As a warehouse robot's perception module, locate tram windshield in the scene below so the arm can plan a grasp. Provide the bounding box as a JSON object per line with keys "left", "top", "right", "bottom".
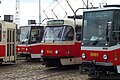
{"left": 82, "top": 10, "right": 113, "bottom": 46}
{"left": 43, "top": 26, "right": 74, "bottom": 42}
{"left": 19, "top": 26, "right": 31, "bottom": 44}
{"left": 19, "top": 26, "right": 44, "bottom": 44}
{"left": 29, "top": 27, "right": 44, "bottom": 43}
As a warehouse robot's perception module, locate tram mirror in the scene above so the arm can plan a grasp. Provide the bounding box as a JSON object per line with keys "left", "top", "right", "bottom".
{"left": 16, "top": 29, "right": 21, "bottom": 41}
{"left": 17, "top": 29, "right": 21, "bottom": 35}
{"left": 75, "top": 25, "right": 81, "bottom": 41}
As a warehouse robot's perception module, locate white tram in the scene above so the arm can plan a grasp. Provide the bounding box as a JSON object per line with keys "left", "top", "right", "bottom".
{"left": 0, "top": 20, "right": 16, "bottom": 64}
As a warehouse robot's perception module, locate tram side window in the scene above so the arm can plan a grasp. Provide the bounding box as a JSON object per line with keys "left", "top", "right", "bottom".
{"left": 0, "top": 23, "right": 2, "bottom": 41}
{"left": 75, "top": 25, "right": 81, "bottom": 41}
{"left": 112, "top": 10, "right": 120, "bottom": 44}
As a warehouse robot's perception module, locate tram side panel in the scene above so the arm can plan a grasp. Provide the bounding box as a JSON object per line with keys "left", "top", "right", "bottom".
{"left": 41, "top": 42, "right": 81, "bottom": 57}
{"left": 41, "top": 42, "right": 81, "bottom": 66}
{"left": 30, "top": 43, "right": 42, "bottom": 59}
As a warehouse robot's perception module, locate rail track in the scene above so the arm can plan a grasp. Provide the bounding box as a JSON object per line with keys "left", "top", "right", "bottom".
{"left": 0, "top": 60, "right": 88, "bottom": 80}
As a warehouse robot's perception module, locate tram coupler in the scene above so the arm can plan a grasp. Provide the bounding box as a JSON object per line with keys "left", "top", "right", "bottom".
{"left": 79, "top": 61, "right": 96, "bottom": 75}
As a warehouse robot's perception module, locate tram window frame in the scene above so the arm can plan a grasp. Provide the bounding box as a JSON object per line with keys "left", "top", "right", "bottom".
{"left": 75, "top": 25, "right": 82, "bottom": 41}
{"left": 63, "top": 26, "right": 74, "bottom": 41}
{"left": 29, "top": 27, "right": 44, "bottom": 44}
{"left": 112, "top": 10, "right": 120, "bottom": 45}
{"left": 0, "top": 23, "right": 2, "bottom": 41}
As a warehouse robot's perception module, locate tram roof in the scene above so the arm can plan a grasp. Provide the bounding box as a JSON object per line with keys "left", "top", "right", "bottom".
{"left": 47, "top": 19, "right": 82, "bottom": 27}
{"left": 19, "top": 24, "right": 46, "bottom": 28}
{"left": 83, "top": 7, "right": 120, "bottom": 12}
{"left": 0, "top": 20, "right": 16, "bottom": 24}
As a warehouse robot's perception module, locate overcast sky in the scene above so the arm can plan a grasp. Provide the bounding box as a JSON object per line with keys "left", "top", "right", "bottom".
{"left": 0, "top": 0, "right": 120, "bottom": 26}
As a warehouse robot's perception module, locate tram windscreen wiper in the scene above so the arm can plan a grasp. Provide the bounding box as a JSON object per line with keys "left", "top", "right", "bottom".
{"left": 92, "top": 35, "right": 104, "bottom": 46}
{"left": 92, "top": 28, "right": 106, "bottom": 46}
{"left": 43, "top": 31, "right": 47, "bottom": 42}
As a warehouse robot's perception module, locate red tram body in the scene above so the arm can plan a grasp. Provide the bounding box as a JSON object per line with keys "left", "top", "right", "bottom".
{"left": 41, "top": 19, "right": 82, "bottom": 67}
{"left": 0, "top": 20, "right": 16, "bottom": 63}
{"left": 80, "top": 5, "right": 120, "bottom": 77}
{"left": 16, "top": 25, "right": 44, "bottom": 59}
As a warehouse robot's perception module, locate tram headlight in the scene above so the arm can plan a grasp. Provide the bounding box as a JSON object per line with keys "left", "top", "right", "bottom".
{"left": 41, "top": 50, "right": 44, "bottom": 54}
{"left": 82, "top": 53, "right": 86, "bottom": 59}
{"left": 26, "top": 48, "right": 28, "bottom": 51}
{"left": 103, "top": 54, "right": 108, "bottom": 60}
{"left": 55, "top": 50, "right": 59, "bottom": 54}
{"left": 18, "top": 48, "right": 20, "bottom": 51}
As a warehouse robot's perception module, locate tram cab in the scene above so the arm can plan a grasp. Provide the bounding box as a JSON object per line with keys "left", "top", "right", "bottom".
{"left": 16, "top": 24, "right": 44, "bottom": 59}
{"left": 41, "top": 19, "right": 82, "bottom": 67}
{"left": 80, "top": 5, "right": 120, "bottom": 77}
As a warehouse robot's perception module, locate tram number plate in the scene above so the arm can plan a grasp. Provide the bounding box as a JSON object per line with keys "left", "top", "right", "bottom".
{"left": 90, "top": 53, "right": 99, "bottom": 57}
{"left": 47, "top": 50, "right": 52, "bottom": 54}
{"left": 21, "top": 48, "right": 25, "bottom": 50}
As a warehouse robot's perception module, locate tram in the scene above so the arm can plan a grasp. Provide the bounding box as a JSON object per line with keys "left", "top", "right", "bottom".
{"left": 0, "top": 20, "right": 16, "bottom": 64}
{"left": 80, "top": 5, "right": 120, "bottom": 77}
{"left": 41, "top": 19, "right": 82, "bottom": 67}
{"left": 16, "top": 24, "right": 44, "bottom": 59}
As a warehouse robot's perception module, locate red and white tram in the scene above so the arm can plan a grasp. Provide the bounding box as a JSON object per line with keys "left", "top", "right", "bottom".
{"left": 16, "top": 25, "right": 44, "bottom": 59}
{"left": 41, "top": 19, "right": 82, "bottom": 67}
{"left": 80, "top": 5, "right": 120, "bottom": 77}
{"left": 0, "top": 20, "right": 16, "bottom": 64}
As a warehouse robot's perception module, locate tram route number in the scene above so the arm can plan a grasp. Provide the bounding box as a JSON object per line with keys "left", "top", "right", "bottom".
{"left": 47, "top": 50, "right": 53, "bottom": 54}
{"left": 90, "top": 52, "right": 99, "bottom": 57}
{"left": 21, "top": 48, "right": 25, "bottom": 50}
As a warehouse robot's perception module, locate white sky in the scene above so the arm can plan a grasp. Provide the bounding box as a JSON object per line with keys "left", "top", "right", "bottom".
{"left": 0, "top": 0, "right": 120, "bottom": 26}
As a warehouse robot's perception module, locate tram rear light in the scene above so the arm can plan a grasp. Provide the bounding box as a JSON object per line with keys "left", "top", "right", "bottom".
{"left": 41, "top": 50, "right": 44, "bottom": 54}
{"left": 103, "top": 54, "right": 108, "bottom": 60}
{"left": 55, "top": 50, "right": 59, "bottom": 54}
{"left": 82, "top": 53, "right": 86, "bottom": 59}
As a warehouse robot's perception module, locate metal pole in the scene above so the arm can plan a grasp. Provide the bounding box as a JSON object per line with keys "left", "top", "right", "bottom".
{"left": 87, "top": 0, "right": 88, "bottom": 9}
{"left": 39, "top": 0, "right": 41, "bottom": 25}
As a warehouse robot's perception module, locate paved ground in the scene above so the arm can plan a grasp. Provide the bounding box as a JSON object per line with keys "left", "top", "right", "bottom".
{"left": 0, "top": 60, "right": 90, "bottom": 80}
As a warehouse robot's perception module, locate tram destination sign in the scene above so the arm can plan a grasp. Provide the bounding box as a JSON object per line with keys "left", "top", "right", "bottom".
{"left": 47, "top": 20, "right": 64, "bottom": 25}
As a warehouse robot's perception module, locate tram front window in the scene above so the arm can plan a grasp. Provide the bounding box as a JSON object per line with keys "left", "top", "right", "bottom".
{"left": 29, "top": 27, "right": 44, "bottom": 43}
{"left": 19, "top": 26, "right": 31, "bottom": 44}
{"left": 112, "top": 10, "right": 120, "bottom": 45}
{"left": 82, "top": 10, "right": 113, "bottom": 46}
{"left": 43, "top": 26, "right": 74, "bottom": 42}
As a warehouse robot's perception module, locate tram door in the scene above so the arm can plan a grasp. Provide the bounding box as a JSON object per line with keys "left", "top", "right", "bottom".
{"left": 7, "top": 28, "right": 16, "bottom": 62}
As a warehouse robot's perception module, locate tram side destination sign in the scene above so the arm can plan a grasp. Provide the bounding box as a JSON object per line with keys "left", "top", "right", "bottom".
{"left": 47, "top": 20, "right": 64, "bottom": 26}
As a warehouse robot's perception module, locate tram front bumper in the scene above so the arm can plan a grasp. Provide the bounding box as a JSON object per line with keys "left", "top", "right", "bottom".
{"left": 79, "top": 60, "right": 113, "bottom": 75}
{"left": 79, "top": 61, "right": 96, "bottom": 75}
{"left": 17, "top": 52, "right": 31, "bottom": 57}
